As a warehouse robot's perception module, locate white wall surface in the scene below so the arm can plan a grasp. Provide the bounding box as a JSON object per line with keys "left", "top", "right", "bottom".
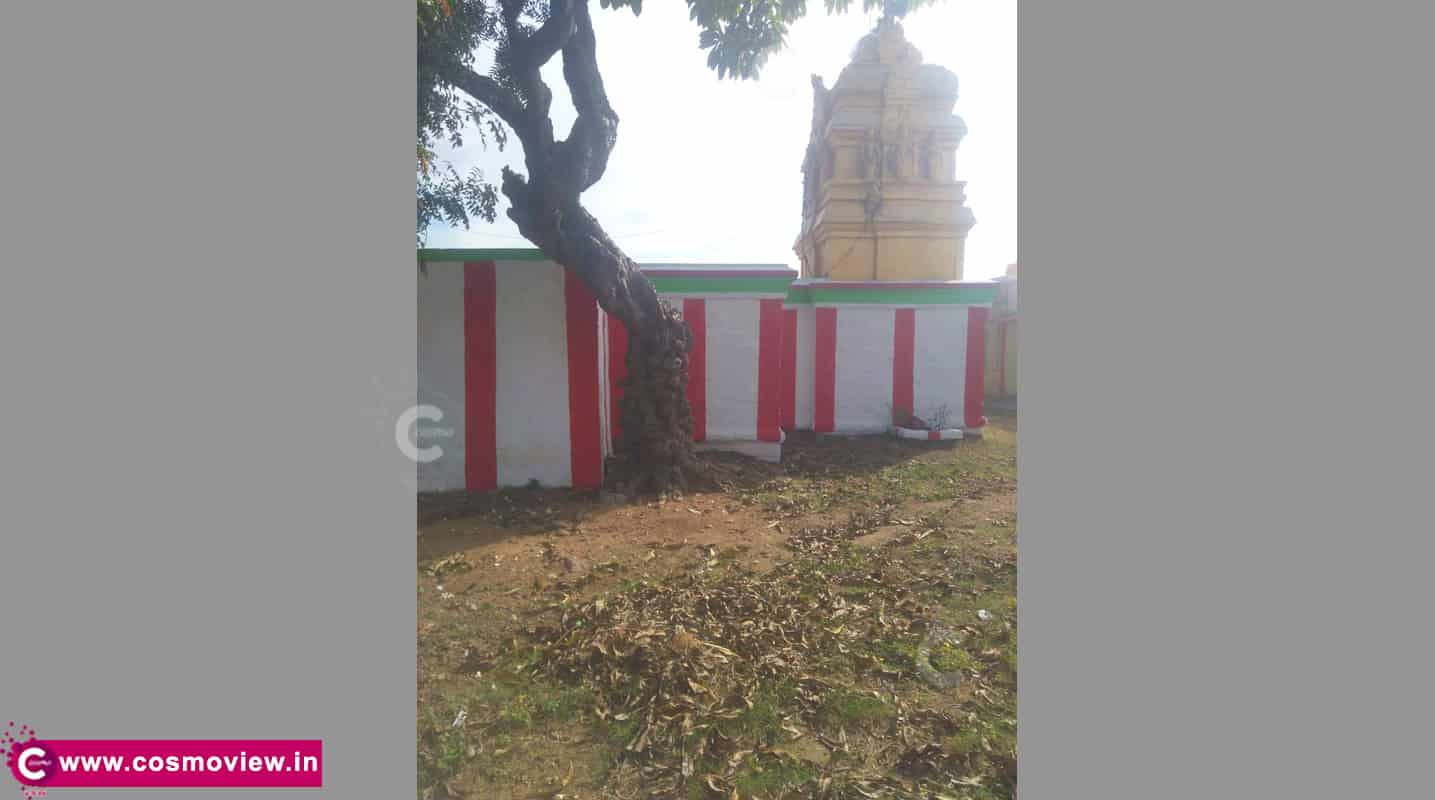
{"left": 703, "top": 298, "right": 761, "bottom": 441}
{"left": 417, "top": 262, "right": 467, "bottom": 492}
{"left": 833, "top": 306, "right": 896, "bottom": 433}
{"left": 912, "top": 306, "right": 969, "bottom": 429}
{"left": 793, "top": 306, "right": 815, "bottom": 430}
{"left": 494, "top": 261, "right": 573, "bottom": 488}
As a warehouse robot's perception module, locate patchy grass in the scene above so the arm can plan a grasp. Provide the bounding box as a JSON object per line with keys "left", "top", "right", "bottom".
{"left": 418, "top": 413, "right": 1016, "bottom": 799}
{"left": 746, "top": 424, "right": 1016, "bottom": 520}
{"left": 719, "top": 683, "right": 796, "bottom": 745}
{"left": 815, "top": 689, "right": 894, "bottom": 731}
{"left": 731, "top": 753, "right": 818, "bottom": 798}
{"left": 416, "top": 701, "right": 468, "bottom": 794}
{"left": 929, "top": 640, "right": 976, "bottom": 674}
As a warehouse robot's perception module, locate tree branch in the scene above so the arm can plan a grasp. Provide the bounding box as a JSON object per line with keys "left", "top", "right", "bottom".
{"left": 448, "top": 66, "right": 532, "bottom": 149}
{"left": 525, "top": 0, "right": 577, "bottom": 72}
{"left": 552, "top": 0, "right": 619, "bottom": 194}
{"left": 495, "top": 0, "right": 577, "bottom": 152}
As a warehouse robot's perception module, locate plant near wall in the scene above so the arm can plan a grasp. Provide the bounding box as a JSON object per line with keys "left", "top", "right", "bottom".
{"left": 927, "top": 403, "right": 951, "bottom": 430}
{"left": 418, "top": 0, "right": 937, "bottom": 492}
{"left": 888, "top": 402, "right": 953, "bottom": 432}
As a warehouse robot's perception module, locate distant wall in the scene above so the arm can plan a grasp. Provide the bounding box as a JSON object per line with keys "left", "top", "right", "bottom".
{"left": 986, "top": 315, "right": 1017, "bottom": 399}
{"left": 985, "top": 275, "right": 1017, "bottom": 399}
{"left": 784, "top": 280, "right": 995, "bottom": 434}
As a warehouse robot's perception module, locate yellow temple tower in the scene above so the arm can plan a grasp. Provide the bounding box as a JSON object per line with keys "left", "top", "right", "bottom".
{"left": 794, "top": 16, "right": 975, "bottom": 281}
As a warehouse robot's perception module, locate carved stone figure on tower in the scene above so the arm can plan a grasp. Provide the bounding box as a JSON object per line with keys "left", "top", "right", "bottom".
{"left": 858, "top": 128, "right": 878, "bottom": 180}
{"left": 800, "top": 75, "right": 832, "bottom": 227}
{"left": 919, "top": 130, "right": 936, "bottom": 179}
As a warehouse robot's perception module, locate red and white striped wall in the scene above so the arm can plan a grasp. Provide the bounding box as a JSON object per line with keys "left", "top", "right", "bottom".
{"left": 417, "top": 250, "right": 999, "bottom": 492}
{"left": 782, "top": 281, "right": 997, "bottom": 436}
{"left": 605, "top": 266, "right": 796, "bottom": 461}
{"left": 416, "top": 257, "right": 604, "bottom": 492}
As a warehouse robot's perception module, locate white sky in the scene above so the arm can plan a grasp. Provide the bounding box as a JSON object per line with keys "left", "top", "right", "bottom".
{"left": 425, "top": 1, "right": 1015, "bottom": 281}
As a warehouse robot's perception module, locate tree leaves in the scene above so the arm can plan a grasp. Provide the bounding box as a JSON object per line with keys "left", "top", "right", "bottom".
{"left": 418, "top": 0, "right": 506, "bottom": 244}
{"left": 686, "top": 0, "right": 933, "bottom": 81}
{"left": 417, "top": 161, "right": 501, "bottom": 245}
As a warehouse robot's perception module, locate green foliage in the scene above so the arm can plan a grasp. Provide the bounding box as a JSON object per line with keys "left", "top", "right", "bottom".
{"left": 417, "top": 158, "right": 500, "bottom": 246}
{"left": 418, "top": 0, "right": 507, "bottom": 244}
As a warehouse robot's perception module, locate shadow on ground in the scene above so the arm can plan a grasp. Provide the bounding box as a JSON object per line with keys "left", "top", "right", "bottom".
{"left": 419, "top": 410, "right": 1014, "bottom": 533}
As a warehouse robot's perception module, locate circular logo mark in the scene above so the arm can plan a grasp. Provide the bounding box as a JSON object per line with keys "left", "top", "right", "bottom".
{"left": 397, "top": 405, "right": 446, "bottom": 464}
{"left": 10, "top": 741, "right": 57, "bottom": 786}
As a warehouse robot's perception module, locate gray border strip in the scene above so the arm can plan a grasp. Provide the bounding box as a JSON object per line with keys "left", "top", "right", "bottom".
{"left": 1022, "top": 1, "right": 1435, "bottom": 797}
{"left": 1, "top": 3, "right": 415, "bottom": 798}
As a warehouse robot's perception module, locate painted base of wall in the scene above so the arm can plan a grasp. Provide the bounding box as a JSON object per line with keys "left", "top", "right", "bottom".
{"left": 815, "top": 429, "right": 888, "bottom": 440}
{"left": 696, "top": 440, "right": 784, "bottom": 463}
{"left": 892, "top": 425, "right": 964, "bottom": 441}
{"left": 821, "top": 424, "right": 893, "bottom": 436}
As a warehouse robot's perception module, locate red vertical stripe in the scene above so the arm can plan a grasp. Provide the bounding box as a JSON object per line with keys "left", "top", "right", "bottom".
{"left": 756, "top": 299, "right": 783, "bottom": 442}
{"left": 683, "top": 298, "right": 706, "bottom": 442}
{"left": 607, "top": 315, "right": 629, "bottom": 446}
{"left": 997, "top": 318, "right": 1008, "bottom": 396}
{"left": 780, "top": 309, "right": 797, "bottom": 431}
{"left": 892, "top": 308, "right": 916, "bottom": 426}
{"left": 964, "top": 306, "right": 989, "bottom": 428}
{"left": 463, "top": 261, "right": 497, "bottom": 491}
{"left": 814, "top": 307, "right": 837, "bottom": 433}
{"left": 564, "top": 272, "right": 603, "bottom": 489}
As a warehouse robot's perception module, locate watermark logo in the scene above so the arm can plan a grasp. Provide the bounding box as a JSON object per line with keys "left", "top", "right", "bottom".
{"left": 396, "top": 404, "right": 453, "bottom": 463}
{"left": 4, "top": 725, "right": 321, "bottom": 793}
{"left": 14, "top": 745, "right": 53, "bottom": 784}
{"left": 4, "top": 724, "right": 50, "bottom": 798}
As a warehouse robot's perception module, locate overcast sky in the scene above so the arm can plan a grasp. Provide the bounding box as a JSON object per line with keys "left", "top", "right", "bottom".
{"left": 425, "top": 1, "right": 1015, "bottom": 281}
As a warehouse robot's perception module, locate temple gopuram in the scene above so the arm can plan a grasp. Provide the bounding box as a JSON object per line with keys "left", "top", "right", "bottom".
{"left": 794, "top": 15, "right": 976, "bottom": 281}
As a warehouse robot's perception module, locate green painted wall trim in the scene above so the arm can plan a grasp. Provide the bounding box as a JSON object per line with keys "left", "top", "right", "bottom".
{"left": 647, "top": 275, "right": 795, "bottom": 295}
{"left": 785, "top": 285, "right": 814, "bottom": 305}
{"left": 786, "top": 283, "right": 999, "bottom": 306}
{"left": 417, "top": 247, "right": 549, "bottom": 262}
{"left": 417, "top": 250, "right": 990, "bottom": 304}
{"left": 416, "top": 250, "right": 796, "bottom": 294}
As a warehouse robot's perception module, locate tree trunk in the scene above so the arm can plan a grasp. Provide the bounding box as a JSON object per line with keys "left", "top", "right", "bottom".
{"left": 503, "top": 179, "right": 708, "bottom": 493}
{"left": 615, "top": 301, "right": 705, "bottom": 493}
{"left": 451, "top": 0, "right": 708, "bottom": 493}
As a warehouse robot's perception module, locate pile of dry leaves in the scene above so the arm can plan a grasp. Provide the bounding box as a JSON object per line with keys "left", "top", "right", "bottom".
{"left": 520, "top": 512, "right": 1009, "bottom": 799}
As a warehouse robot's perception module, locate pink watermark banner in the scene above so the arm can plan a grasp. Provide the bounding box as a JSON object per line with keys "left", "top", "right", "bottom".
{"left": 7, "top": 739, "right": 322, "bottom": 789}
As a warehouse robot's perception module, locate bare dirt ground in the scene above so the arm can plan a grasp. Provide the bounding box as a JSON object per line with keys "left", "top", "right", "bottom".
{"left": 418, "top": 411, "right": 1016, "bottom": 800}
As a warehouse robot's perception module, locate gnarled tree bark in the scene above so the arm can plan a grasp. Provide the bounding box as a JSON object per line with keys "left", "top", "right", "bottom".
{"left": 443, "top": 0, "right": 708, "bottom": 492}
